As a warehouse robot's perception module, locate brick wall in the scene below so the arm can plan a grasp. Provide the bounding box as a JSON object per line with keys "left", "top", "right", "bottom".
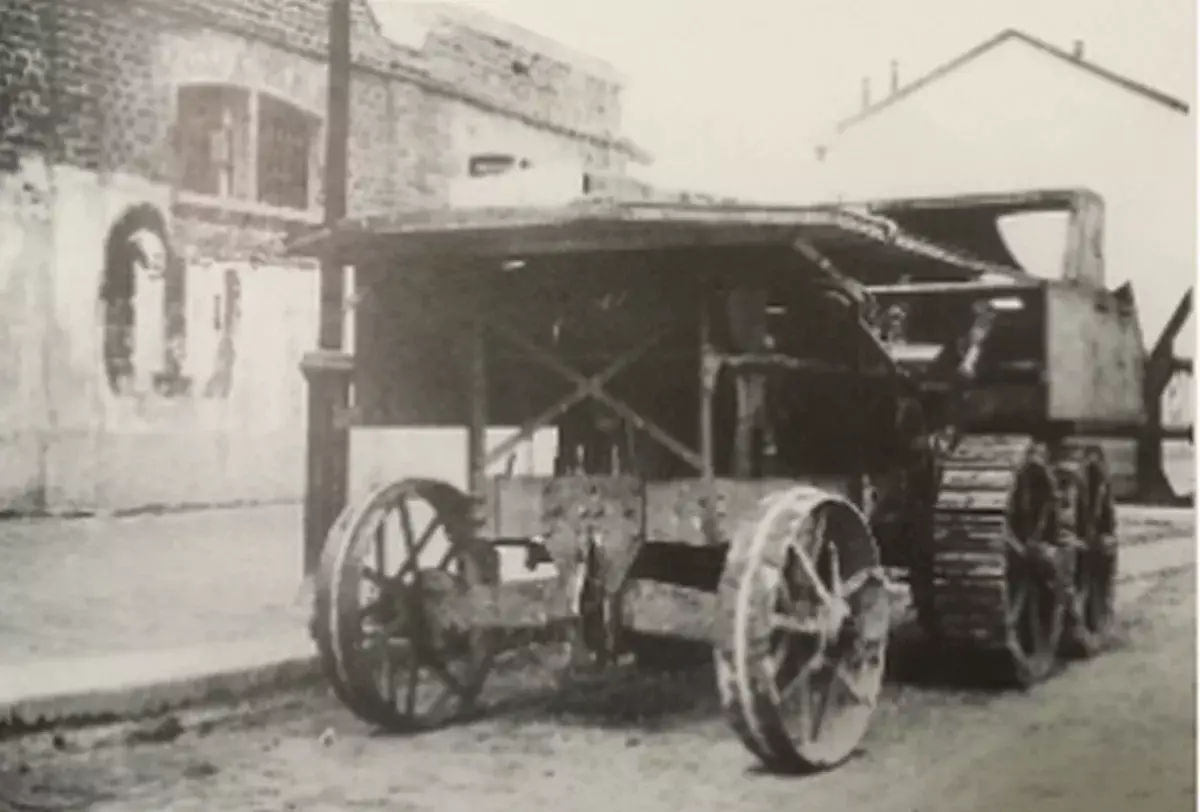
{"left": 3, "top": 0, "right": 634, "bottom": 248}
{"left": 0, "top": 0, "right": 638, "bottom": 514}
{"left": 0, "top": 0, "right": 54, "bottom": 172}
{"left": 52, "top": 2, "right": 170, "bottom": 178}
{"left": 419, "top": 15, "right": 624, "bottom": 140}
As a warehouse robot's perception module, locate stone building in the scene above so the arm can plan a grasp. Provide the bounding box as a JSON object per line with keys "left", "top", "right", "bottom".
{"left": 0, "top": 0, "right": 645, "bottom": 514}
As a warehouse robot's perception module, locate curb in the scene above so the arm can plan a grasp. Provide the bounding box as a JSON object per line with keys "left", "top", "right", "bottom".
{"left": 1, "top": 537, "right": 1193, "bottom": 736}
{"left": 0, "top": 498, "right": 301, "bottom": 523}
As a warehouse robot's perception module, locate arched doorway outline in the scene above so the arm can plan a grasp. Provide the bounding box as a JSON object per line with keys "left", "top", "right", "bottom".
{"left": 98, "top": 202, "right": 189, "bottom": 399}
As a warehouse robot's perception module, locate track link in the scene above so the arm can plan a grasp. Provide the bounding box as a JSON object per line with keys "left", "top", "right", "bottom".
{"left": 918, "top": 434, "right": 1073, "bottom": 686}
{"left": 926, "top": 435, "right": 1031, "bottom": 646}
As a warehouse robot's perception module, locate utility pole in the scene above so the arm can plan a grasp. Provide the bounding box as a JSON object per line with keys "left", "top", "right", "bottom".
{"left": 302, "top": 0, "right": 352, "bottom": 580}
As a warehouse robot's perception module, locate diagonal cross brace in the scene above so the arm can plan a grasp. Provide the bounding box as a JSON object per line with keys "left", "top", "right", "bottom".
{"left": 1148, "top": 287, "right": 1193, "bottom": 396}
{"left": 483, "top": 318, "right": 705, "bottom": 472}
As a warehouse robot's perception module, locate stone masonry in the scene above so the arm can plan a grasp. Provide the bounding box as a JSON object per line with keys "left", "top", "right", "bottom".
{"left": 2, "top": 0, "right": 639, "bottom": 252}
{"left": 0, "top": 0, "right": 645, "bottom": 513}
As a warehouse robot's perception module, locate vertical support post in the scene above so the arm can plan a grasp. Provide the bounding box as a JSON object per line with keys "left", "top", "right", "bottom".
{"left": 728, "top": 288, "right": 768, "bottom": 478}
{"left": 467, "top": 319, "right": 488, "bottom": 497}
{"left": 466, "top": 317, "right": 492, "bottom": 566}
{"left": 698, "top": 299, "right": 715, "bottom": 480}
{"left": 319, "top": 0, "right": 351, "bottom": 352}
{"left": 302, "top": 0, "right": 352, "bottom": 579}
{"left": 1061, "top": 191, "right": 1106, "bottom": 287}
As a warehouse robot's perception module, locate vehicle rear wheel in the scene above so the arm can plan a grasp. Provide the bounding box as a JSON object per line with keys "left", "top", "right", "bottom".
{"left": 312, "top": 478, "right": 499, "bottom": 732}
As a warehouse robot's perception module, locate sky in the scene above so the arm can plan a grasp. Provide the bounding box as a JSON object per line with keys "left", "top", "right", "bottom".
{"left": 431, "top": 0, "right": 1196, "bottom": 198}
{"left": 368, "top": 0, "right": 1196, "bottom": 353}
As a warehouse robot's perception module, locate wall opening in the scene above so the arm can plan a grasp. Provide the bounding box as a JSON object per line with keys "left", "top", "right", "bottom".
{"left": 468, "top": 153, "right": 532, "bottom": 177}
{"left": 100, "top": 204, "right": 190, "bottom": 397}
{"left": 997, "top": 211, "right": 1071, "bottom": 279}
{"left": 176, "top": 84, "right": 252, "bottom": 199}
{"left": 175, "top": 85, "right": 318, "bottom": 212}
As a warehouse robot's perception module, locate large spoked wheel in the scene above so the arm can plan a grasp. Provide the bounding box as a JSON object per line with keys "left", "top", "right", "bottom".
{"left": 1063, "top": 450, "right": 1119, "bottom": 658}
{"left": 715, "top": 487, "right": 890, "bottom": 774}
{"left": 312, "top": 478, "right": 498, "bottom": 732}
{"left": 1001, "top": 453, "right": 1067, "bottom": 687}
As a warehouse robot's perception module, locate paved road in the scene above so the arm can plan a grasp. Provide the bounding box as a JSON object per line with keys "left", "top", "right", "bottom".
{"left": 4, "top": 563, "right": 1194, "bottom": 812}
{"left": 0, "top": 503, "right": 1193, "bottom": 665}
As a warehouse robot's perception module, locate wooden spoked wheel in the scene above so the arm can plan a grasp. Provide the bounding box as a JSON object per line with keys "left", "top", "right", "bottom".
{"left": 1001, "top": 453, "right": 1067, "bottom": 686}
{"left": 1063, "top": 450, "right": 1118, "bottom": 658}
{"left": 312, "top": 479, "right": 498, "bottom": 732}
{"left": 715, "top": 487, "right": 890, "bottom": 773}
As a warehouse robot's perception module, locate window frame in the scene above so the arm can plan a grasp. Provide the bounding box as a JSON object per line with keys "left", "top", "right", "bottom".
{"left": 171, "top": 82, "right": 324, "bottom": 224}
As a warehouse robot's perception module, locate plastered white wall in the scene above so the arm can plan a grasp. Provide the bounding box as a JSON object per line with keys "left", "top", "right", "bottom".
{"left": 0, "top": 156, "right": 315, "bottom": 513}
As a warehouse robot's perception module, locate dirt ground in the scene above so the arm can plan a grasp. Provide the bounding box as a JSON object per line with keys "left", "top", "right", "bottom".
{"left": 3, "top": 565, "right": 1195, "bottom": 812}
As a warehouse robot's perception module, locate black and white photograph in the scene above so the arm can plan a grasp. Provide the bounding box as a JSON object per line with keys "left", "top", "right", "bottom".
{"left": 0, "top": 0, "right": 1195, "bottom": 809}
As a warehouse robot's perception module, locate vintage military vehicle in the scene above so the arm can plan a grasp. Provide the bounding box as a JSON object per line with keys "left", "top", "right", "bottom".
{"left": 292, "top": 176, "right": 1139, "bottom": 773}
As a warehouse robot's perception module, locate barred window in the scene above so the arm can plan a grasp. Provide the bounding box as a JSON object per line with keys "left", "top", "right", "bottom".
{"left": 175, "top": 86, "right": 317, "bottom": 212}
{"left": 257, "top": 95, "right": 317, "bottom": 210}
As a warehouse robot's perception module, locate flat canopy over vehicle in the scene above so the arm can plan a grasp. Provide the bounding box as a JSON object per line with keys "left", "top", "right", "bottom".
{"left": 286, "top": 197, "right": 1030, "bottom": 287}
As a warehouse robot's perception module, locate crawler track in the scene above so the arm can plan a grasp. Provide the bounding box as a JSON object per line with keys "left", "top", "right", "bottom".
{"left": 919, "top": 434, "right": 1079, "bottom": 686}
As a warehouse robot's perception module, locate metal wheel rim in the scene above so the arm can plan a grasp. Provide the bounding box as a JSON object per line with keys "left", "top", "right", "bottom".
{"left": 717, "top": 488, "right": 887, "bottom": 772}
{"left": 1004, "top": 458, "right": 1063, "bottom": 678}
{"left": 1074, "top": 458, "right": 1116, "bottom": 640}
{"left": 766, "top": 502, "right": 886, "bottom": 765}
{"left": 317, "top": 480, "right": 496, "bottom": 732}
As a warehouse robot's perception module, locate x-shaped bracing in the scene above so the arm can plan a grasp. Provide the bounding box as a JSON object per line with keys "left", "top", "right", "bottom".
{"left": 481, "top": 316, "right": 705, "bottom": 473}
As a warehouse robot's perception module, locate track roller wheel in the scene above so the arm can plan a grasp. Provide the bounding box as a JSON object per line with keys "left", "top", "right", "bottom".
{"left": 999, "top": 450, "right": 1068, "bottom": 685}
{"left": 715, "top": 487, "right": 890, "bottom": 773}
{"left": 1061, "top": 448, "right": 1119, "bottom": 658}
{"left": 312, "top": 479, "right": 499, "bottom": 732}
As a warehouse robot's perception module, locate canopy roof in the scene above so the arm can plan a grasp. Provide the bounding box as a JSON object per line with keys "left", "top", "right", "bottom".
{"left": 866, "top": 188, "right": 1097, "bottom": 271}
{"left": 285, "top": 196, "right": 1035, "bottom": 285}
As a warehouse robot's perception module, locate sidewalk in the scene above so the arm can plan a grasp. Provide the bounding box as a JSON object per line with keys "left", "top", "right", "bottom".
{"left": 0, "top": 502, "right": 1194, "bottom": 730}
{"left": 0, "top": 504, "right": 306, "bottom": 666}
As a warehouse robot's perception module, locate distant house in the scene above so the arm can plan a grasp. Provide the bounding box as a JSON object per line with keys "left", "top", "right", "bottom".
{"left": 813, "top": 29, "right": 1193, "bottom": 347}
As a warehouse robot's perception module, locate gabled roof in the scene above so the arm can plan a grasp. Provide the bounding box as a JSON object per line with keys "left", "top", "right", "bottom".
{"left": 837, "top": 28, "right": 1190, "bottom": 134}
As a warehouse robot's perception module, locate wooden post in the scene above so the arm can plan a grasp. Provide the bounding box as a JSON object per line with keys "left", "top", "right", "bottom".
{"left": 727, "top": 289, "right": 768, "bottom": 478}
{"left": 467, "top": 319, "right": 488, "bottom": 497}
{"left": 302, "top": 0, "right": 352, "bottom": 578}
{"left": 698, "top": 300, "right": 715, "bottom": 480}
